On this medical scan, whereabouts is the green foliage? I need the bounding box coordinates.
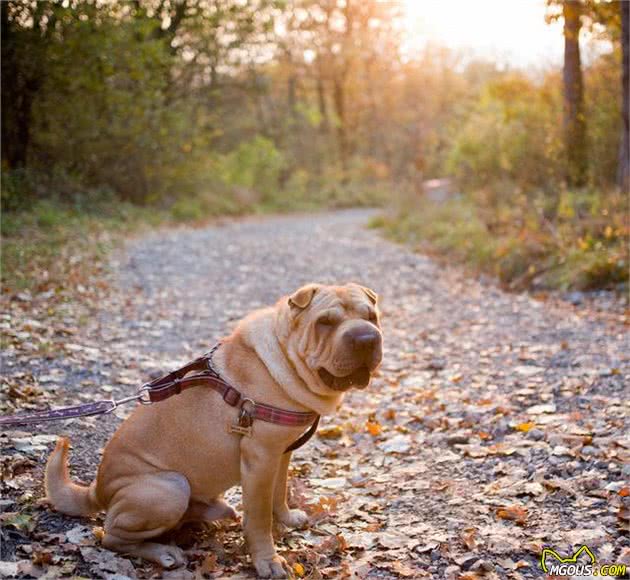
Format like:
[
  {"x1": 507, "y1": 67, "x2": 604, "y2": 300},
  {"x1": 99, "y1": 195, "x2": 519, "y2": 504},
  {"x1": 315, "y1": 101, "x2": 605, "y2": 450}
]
[
  {"x1": 169, "y1": 188, "x2": 243, "y2": 222},
  {"x1": 2, "y1": 198, "x2": 136, "y2": 293},
  {"x1": 214, "y1": 136, "x2": 286, "y2": 201},
  {"x1": 447, "y1": 73, "x2": 564, "y2": 195},
  {"x1": 446, "y1": 49, "x2": 622, "y2": 197},
  {"x1": 1, "y1": 0, "x2": 627, "y2": 297},
  {"x1": 31, "y1": 13, "x2": 185, "y2": 203},
  {"x1": 376, "y1": 196, "x2": 499, "y2": 268},
  {"x1": 377, "y1": 189, "x2": 628, "y2": 292},
  {"x1": 585, "y1": 50, "x2": 623, "y2": 186}
]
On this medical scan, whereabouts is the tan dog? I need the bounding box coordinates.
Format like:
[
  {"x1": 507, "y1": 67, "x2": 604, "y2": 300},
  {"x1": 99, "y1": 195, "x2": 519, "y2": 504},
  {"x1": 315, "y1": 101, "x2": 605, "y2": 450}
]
[{"x1": 45, "y1": 283, "x2": 383, "y2": 578}]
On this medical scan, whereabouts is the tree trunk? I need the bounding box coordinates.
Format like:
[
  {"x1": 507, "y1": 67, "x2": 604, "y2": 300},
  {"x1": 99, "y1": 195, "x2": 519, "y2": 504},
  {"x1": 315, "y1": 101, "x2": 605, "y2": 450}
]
[
  {"x1": 279, "y1": 68, "x2": 299, "y2": 188},
  {"x1": 618, "y1": 0, "x2": 629, "y2": 191},
  {"x1": 287, "y1": 72, "x2": 297, "y2": 122},
  {"x1": 1, "y1": 2, "x2": 31, "y2": 169},
  {"x1": 333, "y1": 76, "x2": 349, "y2": 180},
  {"x1": 316, "y1": 73, "x2": 329, "y2": 135},
  {"x1": 562, "y1": 1, "x2": 587, "y2": 188}
]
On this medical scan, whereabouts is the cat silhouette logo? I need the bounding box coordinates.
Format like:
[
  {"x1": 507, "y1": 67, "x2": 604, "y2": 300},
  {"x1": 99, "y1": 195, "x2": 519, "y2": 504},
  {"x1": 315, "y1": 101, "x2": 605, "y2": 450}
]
[{"x1": 540, "y1": 544, "x2": 626, "y2": 577}]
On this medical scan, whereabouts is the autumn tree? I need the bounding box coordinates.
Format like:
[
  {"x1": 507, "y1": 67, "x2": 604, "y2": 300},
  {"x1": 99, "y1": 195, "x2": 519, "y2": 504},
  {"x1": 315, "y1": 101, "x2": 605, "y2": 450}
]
[
  {"x1": 1, "y1": 2, "x2": 58, "y2": 169},
  {"x1": 619, "y1": 0, "x2": 629, "y2": 190},
  {"x1": 562, "y1": 0, "x2": 588, "y2": 188}
]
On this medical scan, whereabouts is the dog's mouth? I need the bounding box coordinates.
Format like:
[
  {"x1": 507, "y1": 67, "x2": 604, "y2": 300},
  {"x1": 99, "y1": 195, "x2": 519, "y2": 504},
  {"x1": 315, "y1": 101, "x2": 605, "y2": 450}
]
[{"x1": 318, "y1": 366, "x2": 371, "y2": 391}]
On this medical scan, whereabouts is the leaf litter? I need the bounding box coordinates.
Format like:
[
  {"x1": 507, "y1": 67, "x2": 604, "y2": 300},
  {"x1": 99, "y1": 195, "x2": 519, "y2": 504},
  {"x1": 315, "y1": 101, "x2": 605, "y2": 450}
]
[{"x1": 1, "y1": 210, "x2": 628, "y2": 578}]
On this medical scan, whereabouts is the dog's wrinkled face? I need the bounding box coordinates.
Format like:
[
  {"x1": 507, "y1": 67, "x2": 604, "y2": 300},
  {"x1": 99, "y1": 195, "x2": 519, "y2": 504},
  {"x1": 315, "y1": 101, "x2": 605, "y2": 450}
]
[{"x1": 281, "y1": 283, "x2": 383, "y2": 394}]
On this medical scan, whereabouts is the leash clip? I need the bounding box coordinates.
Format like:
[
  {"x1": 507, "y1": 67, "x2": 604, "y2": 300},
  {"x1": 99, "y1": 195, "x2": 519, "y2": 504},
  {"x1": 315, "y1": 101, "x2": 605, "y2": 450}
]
[
  {"x1": 227, "y1": 398, "x2": 255, "y2": 437},
  {"x1": 108, "y1": 385, "x2": 153, "y2": 413}
]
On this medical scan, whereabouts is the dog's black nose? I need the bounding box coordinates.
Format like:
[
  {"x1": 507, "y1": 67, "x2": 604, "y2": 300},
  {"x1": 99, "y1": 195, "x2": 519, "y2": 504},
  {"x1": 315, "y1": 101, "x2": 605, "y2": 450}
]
[{"x1": 344, "y1": 326, "x2": 381, "y2": 355}]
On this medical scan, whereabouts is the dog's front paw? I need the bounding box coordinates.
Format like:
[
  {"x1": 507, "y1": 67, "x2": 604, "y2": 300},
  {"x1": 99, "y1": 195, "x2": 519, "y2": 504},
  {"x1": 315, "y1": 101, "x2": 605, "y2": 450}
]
[
  {"x1": 253, "y1": 554, "x2": 288, "y2": 578},
  {"x1": 276, "y1": 508, "x2": 309, "y2": 529}
]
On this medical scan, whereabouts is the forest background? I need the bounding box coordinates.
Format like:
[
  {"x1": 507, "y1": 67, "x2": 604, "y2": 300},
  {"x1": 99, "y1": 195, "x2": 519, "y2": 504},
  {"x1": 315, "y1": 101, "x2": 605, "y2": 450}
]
[{"x1": 2, "y1": 0, "x2": 628, "y2": 294}]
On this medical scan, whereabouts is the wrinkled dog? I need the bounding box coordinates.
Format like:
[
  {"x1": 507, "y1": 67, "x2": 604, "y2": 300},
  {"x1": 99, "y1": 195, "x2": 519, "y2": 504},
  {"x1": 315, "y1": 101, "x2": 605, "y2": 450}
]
[{"x1": 45, "y1": 283, "x2": 383, "y2": 578}]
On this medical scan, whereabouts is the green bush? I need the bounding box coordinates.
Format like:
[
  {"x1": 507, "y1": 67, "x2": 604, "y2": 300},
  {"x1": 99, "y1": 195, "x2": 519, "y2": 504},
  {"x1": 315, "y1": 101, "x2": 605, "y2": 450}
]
[
  {"x1": 169, "y1": 188, "x2": 243, "y2": 223},
  {"x1": 375, "y1": 189, "x2": 628, "y2": 292},
  {"x1": 214, "y1": 136, "x2": 285, "y2": 202},
  {"x1": 447, "y1": 73, "x2": 563, "y2": 197}
]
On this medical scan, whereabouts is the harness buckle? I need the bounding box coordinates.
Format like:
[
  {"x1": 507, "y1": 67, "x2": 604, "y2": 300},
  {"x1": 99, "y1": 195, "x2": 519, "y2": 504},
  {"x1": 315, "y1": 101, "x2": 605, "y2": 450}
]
[
  {"x1": 222, "y1": 386, "x2": 241, "y2": 407},
  {"x1": 227, "y1": 398, "x2": 255, "y2": 438}
]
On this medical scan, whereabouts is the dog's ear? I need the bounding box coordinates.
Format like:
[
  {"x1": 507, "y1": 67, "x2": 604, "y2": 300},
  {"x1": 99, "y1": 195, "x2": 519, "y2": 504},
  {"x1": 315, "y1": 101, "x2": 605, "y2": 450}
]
[
  {"x1": 349, "y1": 283, "x2": 378, "y2": 305},
  {"x1": 288, "y1": 284, "x2": 319, "y2": 309}
]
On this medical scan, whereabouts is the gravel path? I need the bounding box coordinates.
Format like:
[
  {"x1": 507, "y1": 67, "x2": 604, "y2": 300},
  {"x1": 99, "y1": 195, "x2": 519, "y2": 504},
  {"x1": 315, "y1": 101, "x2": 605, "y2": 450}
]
[{"x1": 2, "y1": 209, "x2": 629, "y2": 579}]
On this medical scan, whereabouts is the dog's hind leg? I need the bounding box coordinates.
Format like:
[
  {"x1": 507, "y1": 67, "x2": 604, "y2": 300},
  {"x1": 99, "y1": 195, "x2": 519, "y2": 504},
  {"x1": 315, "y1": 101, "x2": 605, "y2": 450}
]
[
  {"x1": 101, "y1": 471, "x2": 190, "y2": 569},
  {"x1": 182, "y1": 497, "x2": 238, "y2": 525}
]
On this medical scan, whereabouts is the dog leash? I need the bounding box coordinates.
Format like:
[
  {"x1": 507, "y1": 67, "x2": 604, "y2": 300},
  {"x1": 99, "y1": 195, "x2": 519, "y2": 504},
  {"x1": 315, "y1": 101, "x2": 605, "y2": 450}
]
[{"x1": 0, "y1": 344, "x2": 320, "y2": 453}]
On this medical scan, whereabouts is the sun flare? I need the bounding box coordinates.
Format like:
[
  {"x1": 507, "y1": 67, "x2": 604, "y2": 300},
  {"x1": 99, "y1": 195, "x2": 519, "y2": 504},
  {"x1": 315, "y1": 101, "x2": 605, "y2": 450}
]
[{"x1": 401, "y1": 0, "x2": 564, "y2": 67}]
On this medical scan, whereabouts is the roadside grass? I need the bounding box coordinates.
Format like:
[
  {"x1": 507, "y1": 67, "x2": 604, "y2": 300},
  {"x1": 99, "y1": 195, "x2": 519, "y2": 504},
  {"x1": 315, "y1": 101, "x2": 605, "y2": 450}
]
[
  {"x1": 1, "y1": 184, "x2": 388, "y2": 301},
  {"x1": 1, "y1": 199, "x2": 172, "y2": 297},
  {"x1": 371, "y1": 189, "x2": 629, "y2": 293}
]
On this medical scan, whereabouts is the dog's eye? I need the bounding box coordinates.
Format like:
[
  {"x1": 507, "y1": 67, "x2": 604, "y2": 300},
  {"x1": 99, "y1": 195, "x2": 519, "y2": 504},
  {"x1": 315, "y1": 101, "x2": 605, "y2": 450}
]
[{"x1": 317, "y1": 314, "x2": 339, "y2": 327}]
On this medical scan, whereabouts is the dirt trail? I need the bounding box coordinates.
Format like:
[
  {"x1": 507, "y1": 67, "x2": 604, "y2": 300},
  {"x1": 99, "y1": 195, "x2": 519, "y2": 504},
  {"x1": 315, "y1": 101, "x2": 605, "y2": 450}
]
[{"x1": 1, "y1": 209, "x2": 628, "y2": 579}]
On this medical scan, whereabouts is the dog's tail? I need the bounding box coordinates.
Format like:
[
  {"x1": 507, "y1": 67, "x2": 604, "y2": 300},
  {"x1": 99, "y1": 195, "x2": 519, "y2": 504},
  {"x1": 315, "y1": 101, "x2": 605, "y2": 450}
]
[{"x1": 44, "y1": 437, "x2": 100, "y2": 517}]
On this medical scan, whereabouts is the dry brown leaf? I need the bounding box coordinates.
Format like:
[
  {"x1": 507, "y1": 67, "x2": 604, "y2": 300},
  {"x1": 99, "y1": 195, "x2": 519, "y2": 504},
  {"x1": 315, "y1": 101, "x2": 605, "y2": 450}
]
[
  {"x1": 31, "y1": 550, "x2": 53, "y2": 566},
  {"x1": 496, "y1": 505, "x2": 528, "y2": 526},
  {"x1": 384, "y1": 409, "x2": 396, "y2": 421},
  {"x1": 460, "y1": 527, "x2": 479, "y2": 550},
  {"x1": 92, "y1": 526, "x2": 105, "y2": 542},
  {"x1": 366, "y1": 420, "x2": 382, "y2": 436},
  {"x1": 200, "y1": 553, "x2": 218, "y2": 575},
  {"x1": 390, "y1": 560, "x2": 416, "y2": 577},
  {"x1": 318, "y1": 425, "x2": 344, "y2": 439}
]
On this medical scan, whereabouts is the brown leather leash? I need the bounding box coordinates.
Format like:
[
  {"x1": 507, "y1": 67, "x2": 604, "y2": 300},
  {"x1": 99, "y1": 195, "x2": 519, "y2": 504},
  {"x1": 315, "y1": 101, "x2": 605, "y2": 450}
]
[{"x1": 0, "y1": 344, "x2": 320, "y2": 454}]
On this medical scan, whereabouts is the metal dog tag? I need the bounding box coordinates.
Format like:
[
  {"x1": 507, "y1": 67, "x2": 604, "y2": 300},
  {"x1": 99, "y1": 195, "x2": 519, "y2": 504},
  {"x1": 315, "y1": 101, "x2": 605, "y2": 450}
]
[
  {"x1": 227, "y1": 421, "x2": 252, "y2": 437},
  {"x1": 227, "y1": 398, "x2": 255, "y2": 437}
]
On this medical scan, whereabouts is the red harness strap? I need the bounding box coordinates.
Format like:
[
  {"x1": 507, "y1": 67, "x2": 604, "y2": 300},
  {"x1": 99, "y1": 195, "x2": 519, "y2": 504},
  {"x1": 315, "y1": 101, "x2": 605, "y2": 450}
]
[
  {"x1": 130, "y1": 346, "x2": 320, "y2": 453},
  {"x1": 143, "y1": 349, "x2": 319, "y2": 428}
]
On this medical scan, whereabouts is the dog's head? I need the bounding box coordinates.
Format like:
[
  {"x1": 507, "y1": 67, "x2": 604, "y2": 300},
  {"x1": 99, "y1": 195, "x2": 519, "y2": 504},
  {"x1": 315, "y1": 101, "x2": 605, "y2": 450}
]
[{"x1": 279, "y1": 283, "x2": 383, "y2": 394}]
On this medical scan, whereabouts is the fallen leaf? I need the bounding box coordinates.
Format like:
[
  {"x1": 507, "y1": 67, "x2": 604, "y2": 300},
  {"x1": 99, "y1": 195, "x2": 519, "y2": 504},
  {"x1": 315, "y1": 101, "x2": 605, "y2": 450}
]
[
  {"x1": 390, "y1": 561, "x2": 416, "y2": 577},
  {"x1": 79, "y1": 547, "x2": 136, "y2": 577},
  {"x1": 31, "y1": 550, "x2": 53, "y2": 566},
  {"x1": 379, "y1": 434, "x2": 411, "y2": 454},
  {"x1": 1, "y1": 512, "x2": 36, "y2": 533},
  {"x1": 310, "y1": 477, "x2": 347, "y2": 489},
  {"x1": 366, "y1": 420, "x2": 382, "y2": 436},
  {"x1": 527, "y1": 403, "x2": 556, "y2": 414},
  {"x1": 200, "y1": 553, "x2": 218, "y2": 575},
  {"x1": 318, "y1": 425, "x2": 344, "y2": 439},
  {"x1": 65, "y1": 525, "x2": 93, "y2": 545},
  {"x1": 460, "y1": 527, "x2": 479, "y2": 550},
  {"x1": 92, "y1": 526, "x2": 105, "y2": 542},
  {"x1": 496, "y1": 505, "x2": 527, "y2": 526}
]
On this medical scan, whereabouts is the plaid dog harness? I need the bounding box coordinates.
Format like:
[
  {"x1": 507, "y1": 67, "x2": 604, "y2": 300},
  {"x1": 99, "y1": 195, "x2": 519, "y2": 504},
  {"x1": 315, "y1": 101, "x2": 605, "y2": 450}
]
[{"x1": 0, "y1": 344, "x2": 320, "y2": 454}]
